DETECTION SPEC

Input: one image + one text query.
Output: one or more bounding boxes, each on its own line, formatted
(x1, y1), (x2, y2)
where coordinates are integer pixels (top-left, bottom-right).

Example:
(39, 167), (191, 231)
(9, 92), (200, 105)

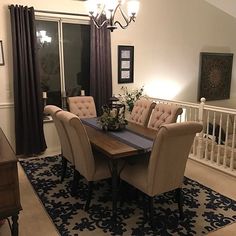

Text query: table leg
(111, 159), (118, 221)
(11, 213), (19, 236)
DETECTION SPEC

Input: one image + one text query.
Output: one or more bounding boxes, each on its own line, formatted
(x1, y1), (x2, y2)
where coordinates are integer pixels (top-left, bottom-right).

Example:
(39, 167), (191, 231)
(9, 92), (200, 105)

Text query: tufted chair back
(67, 96), (97, 118)
(120, 122), (203, 197)
(147, 103), (183, 131)
(128, 98), (156, 126)
(44, 105), (74, 165)
(57, 111), (96, 180)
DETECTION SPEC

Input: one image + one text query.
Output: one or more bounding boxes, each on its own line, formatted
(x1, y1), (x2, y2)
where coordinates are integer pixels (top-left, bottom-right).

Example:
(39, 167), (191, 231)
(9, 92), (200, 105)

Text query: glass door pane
(36, 20), (62, 107)
(62, 23), (90, 96)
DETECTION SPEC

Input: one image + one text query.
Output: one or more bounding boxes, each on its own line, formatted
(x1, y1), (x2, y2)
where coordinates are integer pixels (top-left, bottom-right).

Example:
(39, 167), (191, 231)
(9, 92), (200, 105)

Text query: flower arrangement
(120, 86), (144, 112)
(98, 105), (127, 131)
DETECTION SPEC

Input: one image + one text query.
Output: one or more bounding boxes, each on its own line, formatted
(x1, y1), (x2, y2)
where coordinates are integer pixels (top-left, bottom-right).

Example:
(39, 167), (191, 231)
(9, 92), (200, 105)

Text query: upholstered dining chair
(128, 98), (156, 127)
(67, 96), (97, 118)
(120, 122), (203, 226)
(147, 103), (183, 131)
(57, 110), (111, 210)
(44, 105), (74, 182)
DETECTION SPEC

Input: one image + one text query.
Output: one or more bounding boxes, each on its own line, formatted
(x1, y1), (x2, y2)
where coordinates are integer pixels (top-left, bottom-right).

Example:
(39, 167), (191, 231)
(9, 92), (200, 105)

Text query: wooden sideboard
(0, 128), (22, 236)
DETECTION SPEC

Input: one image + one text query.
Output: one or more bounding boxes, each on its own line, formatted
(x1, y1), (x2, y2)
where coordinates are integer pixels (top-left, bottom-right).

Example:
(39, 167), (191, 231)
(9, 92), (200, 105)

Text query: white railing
(147, 96), (236, 177)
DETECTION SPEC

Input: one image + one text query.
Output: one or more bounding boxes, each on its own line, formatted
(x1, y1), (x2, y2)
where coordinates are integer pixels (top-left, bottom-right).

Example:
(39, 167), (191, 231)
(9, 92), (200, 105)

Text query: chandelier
(86, 0), (140, 32)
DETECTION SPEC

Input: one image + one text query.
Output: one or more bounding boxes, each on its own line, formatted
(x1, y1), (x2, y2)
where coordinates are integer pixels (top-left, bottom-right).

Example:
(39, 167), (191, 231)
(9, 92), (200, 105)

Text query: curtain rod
(8, 6), (89, 17)
(35, 10), (88, 17)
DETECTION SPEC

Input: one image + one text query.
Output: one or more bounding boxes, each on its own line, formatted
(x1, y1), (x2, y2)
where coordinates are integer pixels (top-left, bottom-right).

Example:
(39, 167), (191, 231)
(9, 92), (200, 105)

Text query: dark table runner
(82, 118), (153, 152)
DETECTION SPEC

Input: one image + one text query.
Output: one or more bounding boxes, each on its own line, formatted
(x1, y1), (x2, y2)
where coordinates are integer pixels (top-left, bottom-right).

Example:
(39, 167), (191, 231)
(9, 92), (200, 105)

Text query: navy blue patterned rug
(20, 155), (236, 236)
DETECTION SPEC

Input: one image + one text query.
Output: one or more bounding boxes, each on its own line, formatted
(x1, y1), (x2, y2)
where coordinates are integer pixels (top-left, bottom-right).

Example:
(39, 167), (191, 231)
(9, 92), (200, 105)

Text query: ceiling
(205, 0), (236, 18)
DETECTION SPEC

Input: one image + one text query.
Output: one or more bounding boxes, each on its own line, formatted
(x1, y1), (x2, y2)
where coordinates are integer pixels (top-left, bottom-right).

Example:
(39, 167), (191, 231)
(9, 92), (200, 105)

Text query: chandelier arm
(91, 16), (109, 29)
(118, 6), (130, 25)
(108, 3), (121, 28)
(114, 6), (136, 29)
(95, 4), (106, 22)
(114, 18), (132, 29)
(90, 4), (109, 29)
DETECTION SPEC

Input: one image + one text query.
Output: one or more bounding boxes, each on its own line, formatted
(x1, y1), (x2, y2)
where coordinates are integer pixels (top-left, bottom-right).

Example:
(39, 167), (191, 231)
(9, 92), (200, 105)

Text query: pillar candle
(81, 90), (85, 96)
(43, 92), (47, 99)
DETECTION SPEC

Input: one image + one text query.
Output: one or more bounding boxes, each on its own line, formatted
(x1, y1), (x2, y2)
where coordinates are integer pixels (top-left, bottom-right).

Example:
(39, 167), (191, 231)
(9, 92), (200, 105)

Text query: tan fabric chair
(57, 110), (111, 209)
(147, 103), (183, 131)
(120, 121), (203, 225)
(67, 96), (97, 118)
(44, 105), (74, 181)
(128, 98), (156, 126)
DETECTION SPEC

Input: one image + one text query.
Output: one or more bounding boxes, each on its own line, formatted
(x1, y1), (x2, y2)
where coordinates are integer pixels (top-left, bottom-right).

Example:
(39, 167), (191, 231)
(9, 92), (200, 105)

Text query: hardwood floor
(0, 151), (235, 236)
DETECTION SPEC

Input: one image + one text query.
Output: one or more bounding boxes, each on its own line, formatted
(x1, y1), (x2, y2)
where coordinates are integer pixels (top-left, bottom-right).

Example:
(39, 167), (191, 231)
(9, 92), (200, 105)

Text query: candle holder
(43, 97), (47, 108)
(42, 92), (49, 120)
(42, 92), (47, 109)
(60, 90), (68, 110)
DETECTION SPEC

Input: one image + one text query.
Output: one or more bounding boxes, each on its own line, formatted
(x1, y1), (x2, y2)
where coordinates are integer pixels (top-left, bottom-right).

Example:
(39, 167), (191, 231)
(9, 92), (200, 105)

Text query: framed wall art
(198, 52), (233, 101)
(118, 45), (134, 84)
(0, 41), (4, 66)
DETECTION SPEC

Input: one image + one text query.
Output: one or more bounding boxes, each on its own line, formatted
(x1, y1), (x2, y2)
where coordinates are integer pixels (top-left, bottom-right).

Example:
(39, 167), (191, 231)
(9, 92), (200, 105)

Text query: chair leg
(142, 193), (148, 219)
(61, 156), (67, 182)
(176, 188), (184, 219)
(71, 169), (80, 196)
(85, 181), (93, 211)
(148, 196), (154, 228)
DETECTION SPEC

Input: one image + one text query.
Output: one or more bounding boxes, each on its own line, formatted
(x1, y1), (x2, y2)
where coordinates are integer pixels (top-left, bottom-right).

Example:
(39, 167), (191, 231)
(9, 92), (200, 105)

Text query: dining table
(81, 117), (156, 222)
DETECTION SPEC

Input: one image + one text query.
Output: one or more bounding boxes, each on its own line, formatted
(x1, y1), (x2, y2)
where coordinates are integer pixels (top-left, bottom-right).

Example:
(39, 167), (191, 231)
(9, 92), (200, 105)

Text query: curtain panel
(90, 17), (112, 116)
(9, 5), (46, 156)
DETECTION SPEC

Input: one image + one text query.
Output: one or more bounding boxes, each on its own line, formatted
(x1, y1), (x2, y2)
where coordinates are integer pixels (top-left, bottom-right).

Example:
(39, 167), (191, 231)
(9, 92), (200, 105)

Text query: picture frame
(0, 41), (4, 66)
(118, 45), (134, 84)
(198, 52), (233, 101)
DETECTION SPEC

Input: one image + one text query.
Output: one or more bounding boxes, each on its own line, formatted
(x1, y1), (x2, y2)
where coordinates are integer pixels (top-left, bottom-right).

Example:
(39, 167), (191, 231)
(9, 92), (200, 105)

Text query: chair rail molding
(0, 102), (14, 109)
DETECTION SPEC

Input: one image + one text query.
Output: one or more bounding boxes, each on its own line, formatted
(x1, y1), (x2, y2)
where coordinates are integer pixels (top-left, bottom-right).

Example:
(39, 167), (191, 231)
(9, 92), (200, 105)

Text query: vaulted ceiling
(205, 0), (236, 18)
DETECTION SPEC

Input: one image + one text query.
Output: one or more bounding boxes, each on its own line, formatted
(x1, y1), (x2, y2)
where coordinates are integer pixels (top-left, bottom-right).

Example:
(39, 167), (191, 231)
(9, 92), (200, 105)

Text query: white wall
(1, 0), (236, 149)
(111, 0), (236, 108)
(206, 0), (236, 19)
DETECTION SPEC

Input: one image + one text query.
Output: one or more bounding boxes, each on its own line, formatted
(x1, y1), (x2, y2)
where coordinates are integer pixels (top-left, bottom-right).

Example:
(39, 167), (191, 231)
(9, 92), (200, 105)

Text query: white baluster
(216, 113), (223, 165)
(230, 115), (236, 171)
(210, 112), (216, 163)
(223, 115), (230, 168)
(204, 111), (210, 160)
(197, 97), (205, 159)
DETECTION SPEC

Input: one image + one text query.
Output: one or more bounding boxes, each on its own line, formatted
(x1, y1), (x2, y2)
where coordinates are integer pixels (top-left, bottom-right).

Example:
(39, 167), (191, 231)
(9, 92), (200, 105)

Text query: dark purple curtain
(9, 5), (47, 156)
(90, 17), (112, 115)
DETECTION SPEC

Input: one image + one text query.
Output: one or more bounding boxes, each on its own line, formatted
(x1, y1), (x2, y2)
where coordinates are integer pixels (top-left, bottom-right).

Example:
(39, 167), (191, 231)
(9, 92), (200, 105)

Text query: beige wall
(111, 0), (236, 108)
(1, 0), (236, 148)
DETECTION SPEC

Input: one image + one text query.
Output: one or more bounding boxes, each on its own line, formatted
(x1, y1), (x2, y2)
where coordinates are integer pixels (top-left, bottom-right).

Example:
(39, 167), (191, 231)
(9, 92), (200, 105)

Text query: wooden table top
(84, 122), (156, 159)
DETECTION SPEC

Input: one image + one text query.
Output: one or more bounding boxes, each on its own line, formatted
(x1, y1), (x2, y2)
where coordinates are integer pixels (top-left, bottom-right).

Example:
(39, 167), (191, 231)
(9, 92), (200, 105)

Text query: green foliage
(120, 86), (144, 112)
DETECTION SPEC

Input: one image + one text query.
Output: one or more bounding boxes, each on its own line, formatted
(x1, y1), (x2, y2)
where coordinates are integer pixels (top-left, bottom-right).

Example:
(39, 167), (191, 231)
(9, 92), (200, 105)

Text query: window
(36, 17), (90, 108)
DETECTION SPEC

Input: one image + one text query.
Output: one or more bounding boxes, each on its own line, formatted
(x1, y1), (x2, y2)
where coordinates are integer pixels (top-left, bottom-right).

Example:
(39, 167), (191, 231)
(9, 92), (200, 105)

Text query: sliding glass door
(62, 23), (90, 98)
(36, 17), (90, 107)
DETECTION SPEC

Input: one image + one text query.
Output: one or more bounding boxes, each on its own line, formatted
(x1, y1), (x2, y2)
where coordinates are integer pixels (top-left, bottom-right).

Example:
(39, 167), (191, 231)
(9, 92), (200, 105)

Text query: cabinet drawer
(0, 187), (17, 210)
(0, 163), (17, 186)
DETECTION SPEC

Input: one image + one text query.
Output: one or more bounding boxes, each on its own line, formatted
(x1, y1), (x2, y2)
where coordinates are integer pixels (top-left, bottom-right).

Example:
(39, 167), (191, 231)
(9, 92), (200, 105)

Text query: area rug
(20, 155), (236, 236)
